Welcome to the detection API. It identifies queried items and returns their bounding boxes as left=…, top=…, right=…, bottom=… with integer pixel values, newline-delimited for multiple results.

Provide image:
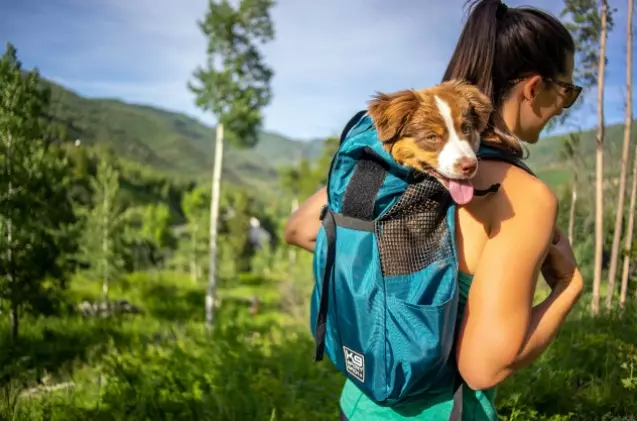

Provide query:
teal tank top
left=339, top=272, right=498, bottom=421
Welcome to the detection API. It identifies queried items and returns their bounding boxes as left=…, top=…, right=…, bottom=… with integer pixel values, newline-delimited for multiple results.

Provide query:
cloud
left=0, top=0, right=633, bottom=141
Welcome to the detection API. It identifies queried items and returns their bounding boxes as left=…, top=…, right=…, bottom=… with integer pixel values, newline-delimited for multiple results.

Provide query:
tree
left=189, top=0, right=275, bottom=331
left=0, top=43, right=75, bottom=340
left=278, top=150, right=303, bottom=270
left=561, top=0, right=614, bottom=314
left=74, top=160, right=129, bottom=301
left=180, top=186, right=209, bottom=283
left=610, top=0, right=634, bottom=309
left=620, top=138, right=637, bottom=307
left=137, top=203, right=174, bottom=268
left=220, top=188, right=255, bottom=274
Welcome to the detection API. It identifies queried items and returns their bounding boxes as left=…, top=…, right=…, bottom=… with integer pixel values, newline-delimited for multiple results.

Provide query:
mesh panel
left=375, top=176, right=454, bottom=277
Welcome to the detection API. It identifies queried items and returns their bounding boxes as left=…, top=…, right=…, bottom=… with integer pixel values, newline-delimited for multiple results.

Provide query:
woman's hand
left=541, top=228, right=582, bottom=291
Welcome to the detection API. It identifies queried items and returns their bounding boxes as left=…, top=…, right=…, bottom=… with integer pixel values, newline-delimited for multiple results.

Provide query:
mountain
left=527, top=121, right=636, bottom=190
left=44, top=77, right=634, bottom=194
left=45, top=80, right=323, bottom=189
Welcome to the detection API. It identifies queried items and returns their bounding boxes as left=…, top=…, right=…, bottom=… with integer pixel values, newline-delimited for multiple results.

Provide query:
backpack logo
left=343, top=346, right=365, bottom=383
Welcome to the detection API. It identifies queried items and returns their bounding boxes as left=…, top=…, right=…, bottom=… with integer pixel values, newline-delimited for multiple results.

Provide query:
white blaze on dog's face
left=368, top=80, right=493, bottom=205
left=433, top=95, right=480, bottom=177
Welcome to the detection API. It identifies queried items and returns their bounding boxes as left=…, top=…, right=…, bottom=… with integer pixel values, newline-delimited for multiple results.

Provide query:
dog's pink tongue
left=448, top=179, right=474, bottom=205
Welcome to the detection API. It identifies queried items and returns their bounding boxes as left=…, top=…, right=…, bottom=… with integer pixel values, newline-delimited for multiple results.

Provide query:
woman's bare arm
left=455, top=174, right=581, bottom=391
left=284, top=187, right=327, bottom=252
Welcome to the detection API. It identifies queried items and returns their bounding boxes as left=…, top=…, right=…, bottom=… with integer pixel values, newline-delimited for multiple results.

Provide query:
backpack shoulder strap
left=477, top=144, right=535, bottom=176
left=340, top=110, right=367, bottom=144
left=474, top=144, right=535, bottom=197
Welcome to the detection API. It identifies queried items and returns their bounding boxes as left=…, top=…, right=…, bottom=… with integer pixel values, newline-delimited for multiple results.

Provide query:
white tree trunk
left=6, top=132, right=17, bottom=338
left=102, top=193, right=109, bottom=302
left=609, top=0, right=634, bottom=310
left=206, top=123, right=224, bottom=333
left=190, top=222, right=199, bottom=283
left=568, top=176, right=578, bottom=245
left=620, top=140, right=637, bottom=307
left=592, top=0, right=609, bottom=315
left=288, top=196, right=299, bottom=271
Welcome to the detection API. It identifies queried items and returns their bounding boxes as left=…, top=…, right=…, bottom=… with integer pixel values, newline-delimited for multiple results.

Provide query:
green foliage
left=553, top=0, right=616, bottom=129
left=1, top=272, right=636, bottom=421
left=170, top=186, right=210, bottom=281
left=73, top=160, right=130, bottom=299
left=44, top=78, right=319, bottom=192
left=0, top=43, right=76, bottom=334
left=497, top=304, right=637, bottom=420
left=189, top=0, right=275, bottom=147
left=220, top=188, right=256, bottom=274
left=561, top=0, right=615, bottom=88
left=528, top=120, right=634, bottom=181
left=127, top=202, right=176, bottom=268
left=279, top=135, right=339, bottom=201
left=169, top=185, right=267, bottom=282
left=139, top=203, right=173, bottom=250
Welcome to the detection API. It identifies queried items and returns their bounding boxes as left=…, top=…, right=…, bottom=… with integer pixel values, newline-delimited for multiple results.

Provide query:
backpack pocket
left=383, top=259, right=460, bottom=403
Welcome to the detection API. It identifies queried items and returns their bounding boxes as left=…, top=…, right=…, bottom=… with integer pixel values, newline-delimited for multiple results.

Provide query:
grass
left=0, top=271, right=636, bottom=421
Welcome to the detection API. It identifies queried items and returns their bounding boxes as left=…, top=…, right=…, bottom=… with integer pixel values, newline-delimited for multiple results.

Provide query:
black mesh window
left=375, top=176, right=454, bottom=277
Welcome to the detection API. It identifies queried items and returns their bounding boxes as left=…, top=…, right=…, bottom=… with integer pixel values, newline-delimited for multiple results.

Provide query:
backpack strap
left=339, top=110, right=367, bottom=145
left=478, top=145, right=535, bottom=175
left=315, top=117, right=388, bottom=362
left=473, top=145, right=535, bottom=197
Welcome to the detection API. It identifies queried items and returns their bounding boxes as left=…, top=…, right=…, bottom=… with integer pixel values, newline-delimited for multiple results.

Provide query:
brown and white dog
left=367, top=80, right=493, bottom=205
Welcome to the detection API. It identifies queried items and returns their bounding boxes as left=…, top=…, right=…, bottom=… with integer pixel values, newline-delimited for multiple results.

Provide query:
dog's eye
left=426, top=134, right=439, bottom=142
left=461, top=123, right=472, bottom=134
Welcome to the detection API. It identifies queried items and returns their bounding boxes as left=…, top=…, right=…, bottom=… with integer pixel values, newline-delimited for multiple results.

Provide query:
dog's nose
left=456, top=157, right=477, bottom=176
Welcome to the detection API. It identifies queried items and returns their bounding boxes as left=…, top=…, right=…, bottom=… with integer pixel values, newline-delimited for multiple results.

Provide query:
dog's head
left=367, top=80, right=492, bottom=205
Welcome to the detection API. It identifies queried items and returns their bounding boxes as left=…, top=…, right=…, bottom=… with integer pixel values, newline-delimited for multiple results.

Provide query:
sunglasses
left=543, top=78, right=582, bottom=109
left=508, top=77, right=583, bottom=109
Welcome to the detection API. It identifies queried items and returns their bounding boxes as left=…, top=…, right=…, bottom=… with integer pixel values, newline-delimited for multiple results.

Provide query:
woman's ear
left=522, top=75, right=542, bottom=103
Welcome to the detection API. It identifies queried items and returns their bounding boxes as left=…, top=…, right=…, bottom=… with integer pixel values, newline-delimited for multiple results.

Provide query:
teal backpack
left=310, top=110, right=533, bottom=419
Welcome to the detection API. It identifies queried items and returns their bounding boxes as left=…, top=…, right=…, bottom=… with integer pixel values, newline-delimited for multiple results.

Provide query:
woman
left=284, top=0, right=585, bottom=419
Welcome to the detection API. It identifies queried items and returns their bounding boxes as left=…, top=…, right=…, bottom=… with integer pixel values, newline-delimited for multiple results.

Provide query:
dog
left=367, top=80, right=493, bottom=205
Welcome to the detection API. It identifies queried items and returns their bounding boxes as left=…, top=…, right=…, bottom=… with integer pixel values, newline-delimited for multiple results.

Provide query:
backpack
left=309, top=110, right=534, bottom=419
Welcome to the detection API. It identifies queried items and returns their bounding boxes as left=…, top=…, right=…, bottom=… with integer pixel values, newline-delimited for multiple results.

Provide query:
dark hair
left=442, top=0, right=575, bottom=157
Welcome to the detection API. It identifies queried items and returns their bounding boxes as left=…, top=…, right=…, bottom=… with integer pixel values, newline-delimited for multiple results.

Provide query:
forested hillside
left=44, top=79, right=322, bottom=188
left=529, top=121, right=637, bottom=189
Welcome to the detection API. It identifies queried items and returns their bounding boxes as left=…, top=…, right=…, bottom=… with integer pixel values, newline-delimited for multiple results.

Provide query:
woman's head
left=442, top=0, right=580, bottom=156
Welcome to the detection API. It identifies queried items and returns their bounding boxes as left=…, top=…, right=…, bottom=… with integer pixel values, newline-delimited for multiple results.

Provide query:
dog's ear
left=367, top=90, right=420, bottom=142
left=454, top=81, right=493, bottom=133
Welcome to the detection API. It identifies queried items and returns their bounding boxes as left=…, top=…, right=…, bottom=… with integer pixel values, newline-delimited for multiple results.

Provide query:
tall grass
left=1, top=273, right=635, bottom=421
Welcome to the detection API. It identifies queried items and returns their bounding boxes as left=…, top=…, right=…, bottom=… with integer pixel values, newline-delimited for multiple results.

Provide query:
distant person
left=284, top=0, right=584, bottom=420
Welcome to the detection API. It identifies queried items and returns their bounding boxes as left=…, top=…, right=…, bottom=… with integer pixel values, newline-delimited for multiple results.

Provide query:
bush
left=4, top=271, right=637, bottom=421
left=496, top=303, right=637, bottom=420
left=6, top=306, right=344, bottom=421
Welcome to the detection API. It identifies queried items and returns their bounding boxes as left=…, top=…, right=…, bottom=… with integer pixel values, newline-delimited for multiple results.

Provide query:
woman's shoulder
left=474, top=159, right=558, bottom=226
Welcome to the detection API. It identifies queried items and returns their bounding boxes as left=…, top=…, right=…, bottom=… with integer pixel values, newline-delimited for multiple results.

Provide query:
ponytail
left=442, top=0, right=573, bottom=157
left=443, top=0, right=502, bottom=98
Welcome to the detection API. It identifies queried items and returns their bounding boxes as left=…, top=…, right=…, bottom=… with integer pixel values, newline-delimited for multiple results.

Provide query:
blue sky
left=0, top=0, right=634, bottom=141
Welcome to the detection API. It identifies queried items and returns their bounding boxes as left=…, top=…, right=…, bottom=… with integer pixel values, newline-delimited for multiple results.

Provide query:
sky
left=0, top=0, right=634, bottom=142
